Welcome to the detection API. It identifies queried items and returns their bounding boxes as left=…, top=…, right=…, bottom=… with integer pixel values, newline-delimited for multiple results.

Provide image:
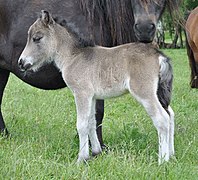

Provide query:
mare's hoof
left=0, top=129, right=10, bottom=138
left=101, top=144, right=109, bottom=152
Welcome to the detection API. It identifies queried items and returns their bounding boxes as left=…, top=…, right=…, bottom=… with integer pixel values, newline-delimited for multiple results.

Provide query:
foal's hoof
left=92, top=150, right=102, bottom=157
left=77, top=156, right=90, bottom=165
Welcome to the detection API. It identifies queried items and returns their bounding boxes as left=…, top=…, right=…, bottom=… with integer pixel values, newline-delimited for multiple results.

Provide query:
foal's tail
left=157, top=55, right=173, bottom=113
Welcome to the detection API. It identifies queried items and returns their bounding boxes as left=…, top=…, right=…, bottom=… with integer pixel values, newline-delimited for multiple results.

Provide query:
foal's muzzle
left=18, top=58, right=32, bottom=72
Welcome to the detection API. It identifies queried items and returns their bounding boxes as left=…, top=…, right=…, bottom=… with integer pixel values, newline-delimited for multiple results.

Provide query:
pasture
left=0, top=49, right=197, bottom=179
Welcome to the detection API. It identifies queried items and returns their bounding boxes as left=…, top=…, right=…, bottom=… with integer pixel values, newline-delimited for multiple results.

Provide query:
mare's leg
left=89, top=99, right=102, bottom=156
left=168, top=106, right=175, bottom=157
left=0, top=69, right=10, bottom=135
left=74, top=93, right=92, bottom=162
left=95, top=100, right=105, bottom=147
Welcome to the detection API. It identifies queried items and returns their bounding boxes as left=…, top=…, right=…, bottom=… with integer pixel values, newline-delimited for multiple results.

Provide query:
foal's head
left=18, top=10, right=58, bottom=72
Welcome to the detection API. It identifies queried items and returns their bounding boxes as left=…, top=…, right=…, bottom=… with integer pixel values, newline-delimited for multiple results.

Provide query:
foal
left=18, top=11, right=174, bottom=164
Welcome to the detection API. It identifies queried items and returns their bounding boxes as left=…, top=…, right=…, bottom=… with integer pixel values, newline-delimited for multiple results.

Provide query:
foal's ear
left=40, top=10, right=54, bottom=26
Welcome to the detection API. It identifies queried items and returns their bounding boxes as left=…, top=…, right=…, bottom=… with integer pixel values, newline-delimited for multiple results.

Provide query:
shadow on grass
left=105, top=123, right=157, bottom=157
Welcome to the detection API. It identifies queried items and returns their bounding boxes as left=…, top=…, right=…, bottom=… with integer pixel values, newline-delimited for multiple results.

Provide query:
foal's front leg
left=74, top=93, right=92, bottom=163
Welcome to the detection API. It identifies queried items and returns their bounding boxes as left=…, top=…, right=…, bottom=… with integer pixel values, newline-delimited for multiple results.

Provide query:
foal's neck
left=54, top=25, right=79, bottom=71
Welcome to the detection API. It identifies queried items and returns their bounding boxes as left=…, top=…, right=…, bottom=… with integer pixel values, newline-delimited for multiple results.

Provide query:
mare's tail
left=157, top=55, right=173, bottom=113
left=185, top=33, right=198, bottom=88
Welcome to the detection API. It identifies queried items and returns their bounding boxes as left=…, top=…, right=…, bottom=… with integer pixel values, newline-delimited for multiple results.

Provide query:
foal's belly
left=92, top=66, right=129, bottom=99
left=94, top=82, right=128, bottom=99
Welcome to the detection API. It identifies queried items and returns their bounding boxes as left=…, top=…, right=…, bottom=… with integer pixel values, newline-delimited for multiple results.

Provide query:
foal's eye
left=33, top=36, right=43, bottom=43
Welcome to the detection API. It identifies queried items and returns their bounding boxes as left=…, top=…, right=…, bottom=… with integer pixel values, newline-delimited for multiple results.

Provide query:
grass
left=1, top=49, right=198, bottom=179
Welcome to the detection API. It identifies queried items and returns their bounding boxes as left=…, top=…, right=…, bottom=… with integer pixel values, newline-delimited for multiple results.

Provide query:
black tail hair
left=157, top=55, right=173, bottom=113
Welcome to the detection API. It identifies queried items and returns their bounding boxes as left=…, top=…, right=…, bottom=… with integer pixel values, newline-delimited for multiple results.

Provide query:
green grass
left=1, top=49, right=198, bottom=179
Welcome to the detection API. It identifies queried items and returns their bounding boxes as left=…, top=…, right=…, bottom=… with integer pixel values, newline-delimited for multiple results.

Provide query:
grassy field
left=0, top=49, right=197, bottom=179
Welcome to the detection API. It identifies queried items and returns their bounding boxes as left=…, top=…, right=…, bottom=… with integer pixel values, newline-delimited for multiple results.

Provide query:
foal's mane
left=53, top=17, right=95, bottom=48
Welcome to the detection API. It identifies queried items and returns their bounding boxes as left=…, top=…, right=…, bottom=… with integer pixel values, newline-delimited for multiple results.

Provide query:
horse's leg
left=95, top=100, right=105, bottom=148
left=129, top=84, right=170, bottom=164
left=74, top=93, right=92, bottom=162
left=187, top=39, right=198, bottom=88
left=192, top=51, right=198, bottom=87
left=89, top=98, right=102, bottom=156
left=168, top=106, right=175, bottom=157
left=0, top=68, right=10, bottom=136
left=140, top=97, right=170, bottom=164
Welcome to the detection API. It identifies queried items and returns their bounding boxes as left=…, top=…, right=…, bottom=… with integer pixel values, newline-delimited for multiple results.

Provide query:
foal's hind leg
left=168, top=106, right=175, bottom=157
left=140, top=97, right=170, bottom=164
left=129, top=88, right=170, bottom=164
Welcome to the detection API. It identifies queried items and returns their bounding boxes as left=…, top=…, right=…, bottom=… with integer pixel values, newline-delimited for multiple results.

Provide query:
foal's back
left=92, top=43, right=160, bottom=81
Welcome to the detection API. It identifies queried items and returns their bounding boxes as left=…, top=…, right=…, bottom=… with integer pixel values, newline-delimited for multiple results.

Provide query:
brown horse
left=185, top=7, right=198, bottom=88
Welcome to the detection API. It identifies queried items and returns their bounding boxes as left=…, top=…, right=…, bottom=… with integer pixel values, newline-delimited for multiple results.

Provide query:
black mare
left=0, top=0, right=178, bottom=145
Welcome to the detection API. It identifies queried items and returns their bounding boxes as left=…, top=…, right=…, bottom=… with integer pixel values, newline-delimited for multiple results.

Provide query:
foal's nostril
left=18, top=58, right=32, bottom=71
left=23, top=63, right=32, bottom=70
left=18, top=58, right=24, bottom=69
